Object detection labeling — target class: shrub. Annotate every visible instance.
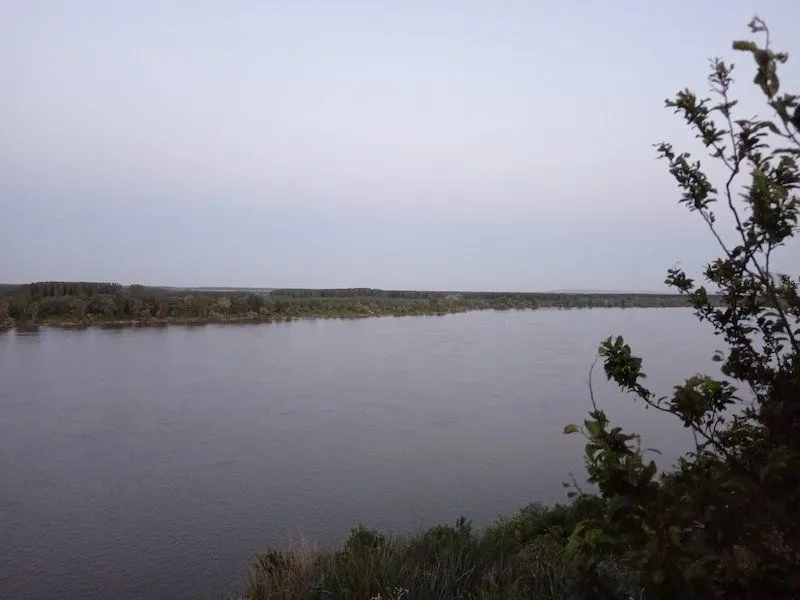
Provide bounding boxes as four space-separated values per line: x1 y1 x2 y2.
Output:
565 16 800 600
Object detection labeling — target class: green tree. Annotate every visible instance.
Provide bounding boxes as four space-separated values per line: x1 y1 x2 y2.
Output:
181 294 199 318
566 18 800 599
87 294 117 317
215 296 232 314
70 297 87 321
154 297 168 319
0 298 10 326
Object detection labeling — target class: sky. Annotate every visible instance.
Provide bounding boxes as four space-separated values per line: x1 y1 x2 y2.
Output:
1 1 798 291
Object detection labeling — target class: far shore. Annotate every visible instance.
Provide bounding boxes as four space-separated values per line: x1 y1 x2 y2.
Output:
0 302 694 332
0 284 704 330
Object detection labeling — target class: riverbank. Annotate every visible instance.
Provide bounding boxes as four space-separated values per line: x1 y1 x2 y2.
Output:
0 283 698 329
1 302 689 330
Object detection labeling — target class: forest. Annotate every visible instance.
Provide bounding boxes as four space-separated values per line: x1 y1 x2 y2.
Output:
0 282 693 327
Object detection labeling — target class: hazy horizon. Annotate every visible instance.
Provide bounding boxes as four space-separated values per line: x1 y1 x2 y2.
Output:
0 281 672 295
3 1 799 290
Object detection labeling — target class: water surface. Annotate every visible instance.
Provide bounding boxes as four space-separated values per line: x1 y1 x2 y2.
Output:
1 309 720 599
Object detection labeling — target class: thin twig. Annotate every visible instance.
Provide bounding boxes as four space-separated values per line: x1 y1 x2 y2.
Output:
718 38 800 355
569 472 587 496
692 429 702 454
587 358 599 412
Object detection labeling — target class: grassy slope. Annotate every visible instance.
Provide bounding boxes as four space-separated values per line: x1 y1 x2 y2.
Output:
244 499 632 600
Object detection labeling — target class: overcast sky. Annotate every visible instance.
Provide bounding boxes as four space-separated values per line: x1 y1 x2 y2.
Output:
1 1 798 290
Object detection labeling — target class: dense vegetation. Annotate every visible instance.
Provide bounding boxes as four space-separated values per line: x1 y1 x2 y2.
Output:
248 501 615 600
0 284 691 328
245 19 800 600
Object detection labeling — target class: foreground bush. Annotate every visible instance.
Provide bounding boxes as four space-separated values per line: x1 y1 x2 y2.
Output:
565 16 800 600
246 500 631 600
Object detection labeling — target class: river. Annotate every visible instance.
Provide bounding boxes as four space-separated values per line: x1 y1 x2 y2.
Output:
1 308 720 599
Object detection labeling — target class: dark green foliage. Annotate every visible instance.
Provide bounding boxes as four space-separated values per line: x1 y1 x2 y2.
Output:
25 281 121 298
271 288 695 310
0 283 693 327
0 298 10 328
564 17 800 599
245 502 625 600
343 526 389 554
247 514 593 600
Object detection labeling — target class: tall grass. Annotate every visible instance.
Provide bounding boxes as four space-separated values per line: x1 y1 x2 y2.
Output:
244 499 635 600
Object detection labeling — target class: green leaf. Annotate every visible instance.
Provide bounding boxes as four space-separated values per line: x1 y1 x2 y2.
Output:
584 419 602 437
732 40 757 52
563 424 579 435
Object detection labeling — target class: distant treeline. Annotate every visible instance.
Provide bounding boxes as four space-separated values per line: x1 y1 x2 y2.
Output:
0 282 698 327
271 287 689 302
